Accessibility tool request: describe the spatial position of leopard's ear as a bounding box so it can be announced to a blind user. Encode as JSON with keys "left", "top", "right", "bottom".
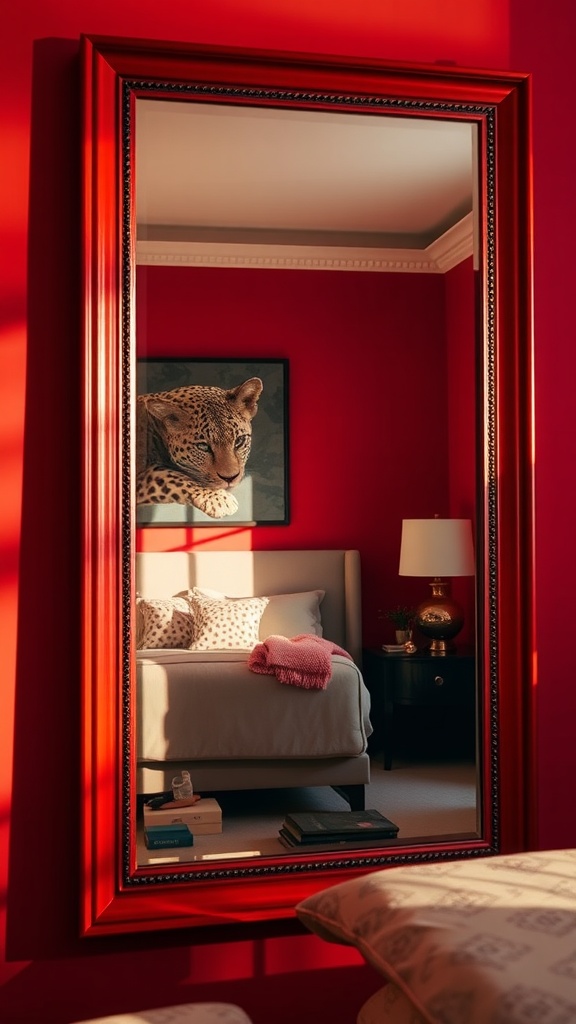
{"left": 143, "top": 395, "right": 187, "bottom": 430}
{"left": 227, "top": 377, "right": 263, "bottom": 419}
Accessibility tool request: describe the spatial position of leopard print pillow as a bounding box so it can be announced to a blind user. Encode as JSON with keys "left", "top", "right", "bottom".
{"left": 189, "top": 593, "right": 269, "bottom": 651}
{"left": 136, "top": 596, "right": 195, "bottom": 650}
{"left": 191, "top": 586, "right": 325, "bottom": 639}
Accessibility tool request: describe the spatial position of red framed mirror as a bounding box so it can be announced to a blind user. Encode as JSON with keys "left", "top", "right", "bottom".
{"left": 81, "top": 35, "right": 535, "bottom": 937}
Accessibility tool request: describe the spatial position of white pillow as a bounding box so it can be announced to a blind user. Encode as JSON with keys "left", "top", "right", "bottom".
{"left": 190, "top": 587, "right": 325, "bottom": 639}
{"left": 262, "top": 590, "right": 325, "bottom": 638}
{"left": 188, "top": 593, "right": 269, "bottom": 650}
{"left": 136, "top": 596, "right": 195, "bottom": 650}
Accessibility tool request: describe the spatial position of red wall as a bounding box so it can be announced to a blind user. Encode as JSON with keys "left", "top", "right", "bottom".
{"left": 510, "top": 0, "right": 576, "bottom": 854}
{"left": 2, "top": 1, "right": 575, "bottom": 1022}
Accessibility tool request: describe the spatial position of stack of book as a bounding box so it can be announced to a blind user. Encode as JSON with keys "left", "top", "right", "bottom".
{"left": 143, "top": 796, "right": 222, "bottom": 848}
{"left": 144, "top": 823, "right": 194, "bottom": 850}
{"left": 279, "top": 809, "right": 399, "bottom": 849}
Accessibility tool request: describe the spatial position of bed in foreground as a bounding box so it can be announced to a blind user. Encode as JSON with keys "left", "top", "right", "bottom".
{"left": 135, "top": 549, "right": 372, "bottom": 809}
{"left": 296, "top": 847, "right": 576, "bottom": 1023}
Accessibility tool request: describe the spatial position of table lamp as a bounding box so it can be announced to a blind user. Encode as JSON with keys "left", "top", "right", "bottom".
{"left": 398, "top": 517, "right": 475, "bottom": 655}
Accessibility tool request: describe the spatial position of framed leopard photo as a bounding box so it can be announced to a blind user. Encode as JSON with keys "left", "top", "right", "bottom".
{"left": 136, "top": 358, "right": 289, "bottom": 527}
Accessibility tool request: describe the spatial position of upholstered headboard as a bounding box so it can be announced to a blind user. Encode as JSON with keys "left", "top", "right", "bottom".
{"left": 135, "top": 549, "right": 362, "bottom": 664}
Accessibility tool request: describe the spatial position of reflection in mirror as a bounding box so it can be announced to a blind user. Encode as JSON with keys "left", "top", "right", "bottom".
{"left": 81, "top": 35, "right": 534, "bottom": 936}
{"left": 133, "top": 100, "right": 480, "bottom": 868}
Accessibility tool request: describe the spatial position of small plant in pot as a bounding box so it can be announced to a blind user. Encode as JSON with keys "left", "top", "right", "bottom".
{"left": 385, "top": 604, "right": 417, "bottom": 644}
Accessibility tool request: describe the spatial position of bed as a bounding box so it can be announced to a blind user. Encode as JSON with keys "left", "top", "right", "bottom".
{"left": 135, "top": 549, "right": 372, "bottom": 809}
{"left": 296, "top": 847, "right": 576, "bottom": 1023}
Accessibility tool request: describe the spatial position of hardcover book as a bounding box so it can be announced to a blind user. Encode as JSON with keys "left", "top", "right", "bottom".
{"left": 278, "top": 826, "right": 398, "bottom": 851}
{"left": 282, "top": 809, "right": 399, "bottom": 843}
{"left": 144, "top": 823, "right": 194, "bottom": 849}
{"left": 143, "top": 797, "right": 222, "bottom": 828}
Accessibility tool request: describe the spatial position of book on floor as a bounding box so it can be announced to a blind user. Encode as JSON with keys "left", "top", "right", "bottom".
{"left": 278, "top": 826, "right": 398, "bottom": 851}
{"left": 281, "top": 809, "right": 399, "bottom": 844}
{"left": 143, "top": 797, "right": 222, "bottom": 835}
{"left": 144, "top": 823, "right": 194, "bottom": 849}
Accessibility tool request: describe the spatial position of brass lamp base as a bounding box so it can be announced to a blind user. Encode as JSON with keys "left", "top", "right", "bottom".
{"left": 415, "top": 578, "right": 464, "bottom": 656}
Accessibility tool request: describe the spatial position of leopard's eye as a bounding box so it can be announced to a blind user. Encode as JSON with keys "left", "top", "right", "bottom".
{"left": 194, "top": 442, "right": 212, "bottom": 454}
{"left": 234, "top": 435, "right": 248, "bottom": 450}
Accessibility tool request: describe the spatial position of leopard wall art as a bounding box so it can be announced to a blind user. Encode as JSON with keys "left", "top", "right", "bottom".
{"left": 136, "top": 377, "right": 263, "bottom": 518}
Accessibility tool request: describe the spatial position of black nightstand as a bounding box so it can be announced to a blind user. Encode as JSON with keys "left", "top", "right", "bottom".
{"left": 362, "top": 647, "right": 476, "bottom": 769}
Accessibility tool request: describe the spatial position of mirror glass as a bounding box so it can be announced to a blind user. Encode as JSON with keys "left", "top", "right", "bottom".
{"left": 133, "top": 98, "right": 480, "bottom": 868}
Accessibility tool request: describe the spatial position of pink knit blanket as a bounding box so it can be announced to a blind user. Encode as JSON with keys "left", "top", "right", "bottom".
{"left": 247, "top": 633, "right": 352, "bottom": 689}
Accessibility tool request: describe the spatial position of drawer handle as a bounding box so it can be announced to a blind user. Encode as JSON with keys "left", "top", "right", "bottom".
{"left": 434, "top": 675, "right": 444, "bottom": 686}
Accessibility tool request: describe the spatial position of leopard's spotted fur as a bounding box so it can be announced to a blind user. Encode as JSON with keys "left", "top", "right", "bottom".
{"left": 136, "top": 377, "right": 263, "bottom": 518}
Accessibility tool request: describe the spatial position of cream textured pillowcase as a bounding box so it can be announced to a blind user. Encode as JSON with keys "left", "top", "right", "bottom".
{"left": 296, "top": 849, "right": 576, "bottom": 1024}
{"left": 261, "top": 590, "right": 324, "bottom": 638}
{"left": 190, "top": 587, "right": 324, "bottom": 639}
{"left": 188, "top": 593, "right": 268, "bottom": 650}
{"left": 357, "top": 986, "right": 427, "bottom": 1024}
{"left": 136, "top": 597, "right": 195, "bottom": 650}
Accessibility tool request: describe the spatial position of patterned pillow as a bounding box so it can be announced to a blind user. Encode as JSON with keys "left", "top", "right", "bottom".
{"left": 357, "top": 986, "right": 425, "bottom": 1024}
{"left": 296, "top": 850, "right": 576, "bottom": 1024}
{"left": 189, "top": 593, "right": 269, "bottom": 650}
{"left": 136, "top": 596, "right": 195, "bottom": 650}
{"left": 190, "top": 587, "right": 324, "bottom": 639}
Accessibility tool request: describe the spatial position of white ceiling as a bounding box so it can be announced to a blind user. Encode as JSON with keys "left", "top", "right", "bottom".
{"left": 135, "top": 99, "right": 476, "bottom": 273}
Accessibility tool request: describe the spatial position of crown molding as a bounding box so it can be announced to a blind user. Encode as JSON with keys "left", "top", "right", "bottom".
{"left": 136, "top": 214, "right": 474, "bottom": 274}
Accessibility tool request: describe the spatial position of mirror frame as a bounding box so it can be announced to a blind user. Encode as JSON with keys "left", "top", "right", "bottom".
{"left": 81, "top": 34, "right": 535, "bottom": 938}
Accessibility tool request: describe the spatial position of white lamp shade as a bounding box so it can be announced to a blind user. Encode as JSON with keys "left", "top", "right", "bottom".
{"left": 399, "top": 518, "right": 475, "bottom": 577}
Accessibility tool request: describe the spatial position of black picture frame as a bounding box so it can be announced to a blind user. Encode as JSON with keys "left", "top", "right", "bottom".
{"left": 136, "top": 358, "right": 289, "bottom": 527}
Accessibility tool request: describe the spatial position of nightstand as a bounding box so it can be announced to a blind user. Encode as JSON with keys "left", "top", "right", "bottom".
{"left": 362, "top": 647, "right": 476, "bottom": 769}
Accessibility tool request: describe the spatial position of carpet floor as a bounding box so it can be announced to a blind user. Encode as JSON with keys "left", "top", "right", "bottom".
{"left": 137, "top": 756, "right": 477, "bottom": 867}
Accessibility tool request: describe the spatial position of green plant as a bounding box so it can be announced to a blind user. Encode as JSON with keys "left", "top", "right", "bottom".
{"left": 384, "top": 604, "right": 416, "bottom": 630}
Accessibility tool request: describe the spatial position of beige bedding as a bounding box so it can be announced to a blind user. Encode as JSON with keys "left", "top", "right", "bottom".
{"left": 297, "top": 848, "right": 576, "bottom": 1024}
{"left": 137, "top": 650, "right": 372, "bottom": 762}
{"left": 135, "top": 549, "right": 371, "bottom": 800}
